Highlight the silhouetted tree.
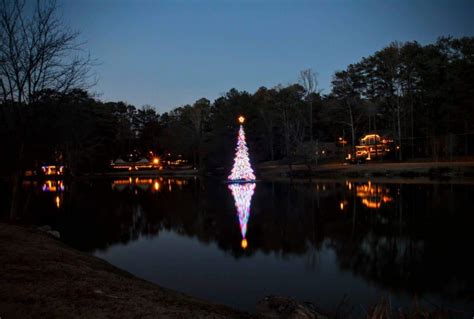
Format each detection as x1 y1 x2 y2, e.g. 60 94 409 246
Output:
1 0 94 217
330 64 366 155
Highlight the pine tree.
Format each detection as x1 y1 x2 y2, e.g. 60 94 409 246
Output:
228 123 256 181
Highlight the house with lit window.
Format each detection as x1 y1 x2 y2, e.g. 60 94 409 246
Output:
110 155 162 171
347 132 397 162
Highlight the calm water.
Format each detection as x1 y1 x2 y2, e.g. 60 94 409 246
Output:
2 177 474 317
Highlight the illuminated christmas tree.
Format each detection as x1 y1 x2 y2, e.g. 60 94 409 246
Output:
228 116 256 181
228 182 256 249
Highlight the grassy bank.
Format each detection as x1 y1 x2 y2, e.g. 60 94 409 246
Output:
258 161 474 180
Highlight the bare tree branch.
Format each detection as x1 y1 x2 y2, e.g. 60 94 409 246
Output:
0 0 95 105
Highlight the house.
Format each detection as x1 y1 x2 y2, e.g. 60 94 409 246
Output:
347 132 397 162
110 156 162 171
40 164 65 176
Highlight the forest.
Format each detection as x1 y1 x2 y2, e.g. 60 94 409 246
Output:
1 1 473 176
2 37 473 175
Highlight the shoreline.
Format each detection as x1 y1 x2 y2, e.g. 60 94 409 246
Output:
3 161 474 183
258 160 474 180
0 216 460 318
0 223 252 318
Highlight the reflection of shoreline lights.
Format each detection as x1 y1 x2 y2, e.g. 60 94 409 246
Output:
42 180 65 192
55 195 61 208
111 178 187 192
355 182 392 209
345 180 352 191
339 200 347 211
228 183 256 249
40 180 64 208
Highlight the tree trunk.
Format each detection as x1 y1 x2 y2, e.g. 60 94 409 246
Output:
410 99 415 158
270 134 274 161
9 170 24 220
9 137 25 220
465 121 469 156
396 99 403 161
315 140 319 166
347 100 356 157
283 111 292 172
309 100 313 144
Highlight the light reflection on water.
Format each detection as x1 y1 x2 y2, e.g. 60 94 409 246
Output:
42 180 65 193
228 183 256 250
111 177 188 192
355 181 392 209
4 177 474 317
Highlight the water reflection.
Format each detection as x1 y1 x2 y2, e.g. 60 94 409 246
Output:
40 180 64 208
355 181 392 209
111 177 187 193
42 180 65 192
228 183 256 249
3 177 474 316
55 195 61 208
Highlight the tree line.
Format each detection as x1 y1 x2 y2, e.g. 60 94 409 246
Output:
2 1 474 179
163 36 474 169
2 40 474 175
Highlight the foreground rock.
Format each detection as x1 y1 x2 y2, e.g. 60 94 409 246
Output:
37 224 61 238
257 296 328 319
0 223 251 318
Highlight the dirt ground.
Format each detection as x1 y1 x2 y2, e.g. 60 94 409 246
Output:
0 223 252 319
258 160 474 179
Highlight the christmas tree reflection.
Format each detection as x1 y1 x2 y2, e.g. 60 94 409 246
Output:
228 182 256 250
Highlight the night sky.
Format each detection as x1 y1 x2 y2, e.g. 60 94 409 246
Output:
59 0 474 113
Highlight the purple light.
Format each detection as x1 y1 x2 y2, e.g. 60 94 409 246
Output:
228 125 256 181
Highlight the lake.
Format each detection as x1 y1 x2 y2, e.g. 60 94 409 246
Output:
2 177 474 317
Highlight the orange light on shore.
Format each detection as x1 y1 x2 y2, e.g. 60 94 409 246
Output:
153 157 159 164
238 115 245 124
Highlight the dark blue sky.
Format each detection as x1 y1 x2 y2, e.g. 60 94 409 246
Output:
59 0 474 113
